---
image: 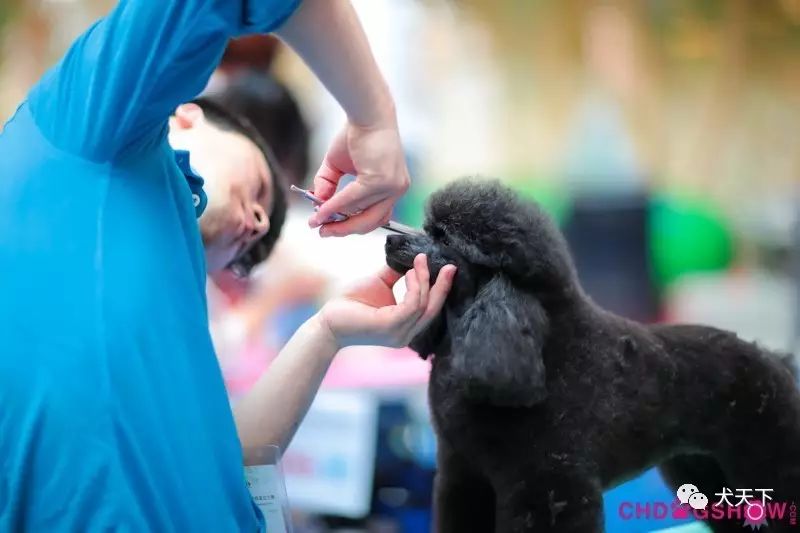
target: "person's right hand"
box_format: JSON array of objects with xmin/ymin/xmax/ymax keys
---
[
  {"xmin": 317, "ymin": 254, "xmax": 456, "ymax": 349},
  {"xmin": 309, "ymin": 118, "xmax": 410, "ymax": 237}
]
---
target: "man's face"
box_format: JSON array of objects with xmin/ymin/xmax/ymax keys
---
[{"xmin": 169, "ymin": 104, "xmax": 273, "ymax": 272}]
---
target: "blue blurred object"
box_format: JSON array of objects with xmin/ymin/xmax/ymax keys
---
[
  {"xmin": 655, "ymin": 524, "xmax": 710, "ymax": 533},
  {"xmin": 396, "ymin": 509, "xmax": 432, "ymax": 533},
  {"xmin": 371, "ymin": 402, "xmax": 435, "ymax": 532},
  {"xmin": 603, "ymin": 469, "xmax": 696, "ymax": 533}
]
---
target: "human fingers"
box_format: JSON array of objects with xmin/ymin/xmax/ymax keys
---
[
  {"xmin": 317, "ymin": 197, "xmax": 393, "ymax": 237},
  {"xmin": 311, "ymin": 179, "xmax": 385, "ymax": 223},
  {"xmin": 398, "ymin": 269, "xmax": 422, "ymax": 319},
  {"xmin": 376, "ymin": 264, "xmax": 405, "ymax": 288},
  {"xmin": 418, "ymin": 264, "xmax": 457, "ymax": 325},
  {"xmin": 413, "ymin": 254, "xmax": 430, "ymax": 311},
  {"xmin": 312, "ymin": 159, "xmax": 345, "ymax": 202}
]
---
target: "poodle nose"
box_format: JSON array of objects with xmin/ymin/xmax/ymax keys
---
[{"xmin": 385, "ymin": 234, "xmax": 405, "ymax": 252}]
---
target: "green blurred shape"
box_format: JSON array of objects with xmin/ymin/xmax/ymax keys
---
[
  {"xmin": 648, "ymin": 192, "xmax": 735, "ymax": 288},
  {"xmin": 394, "ymin": 181, "xmax": 432, "ymax": 228},
  {"xmin": 508, "ymin": 174, "xmax": 570, "ymax": 225}
]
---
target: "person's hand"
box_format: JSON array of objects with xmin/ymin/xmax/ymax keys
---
[
  {"xmin": 317, "ymin": 254, "xmax": 456, "ymax": 349},
  {"xmin": 309, "ymin": 118, "xmax": 410, "ymax": 237}
]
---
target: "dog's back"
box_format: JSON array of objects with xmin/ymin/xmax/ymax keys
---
[
  {"xmin": 646, "ymin": 323, "xmax": 800, "ymax": 526},
  {"xmin": 646, "ymin": 323, "xmax": 800, "ymax": 443}
]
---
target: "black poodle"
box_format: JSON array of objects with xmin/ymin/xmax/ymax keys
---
[{"xmin": 385, "ymin": 178, "xmax": 800, "ymax": 533}]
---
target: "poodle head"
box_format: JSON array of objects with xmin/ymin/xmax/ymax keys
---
[{"xmin": 385, "ymin": 178, "xmax": 579, "ymax": 407}]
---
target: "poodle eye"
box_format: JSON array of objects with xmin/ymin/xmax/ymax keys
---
[{"xmin": 428, "ymin": 225, "xmax": 453, "ymax": 247}]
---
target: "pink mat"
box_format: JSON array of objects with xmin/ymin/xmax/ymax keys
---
[
  {"xmin": 223, "ymin": 341, "xmax": 430, "ymax": 396},
  {"xmin": 322, "ymin": 345, "xmax": 431, "ymax": 388}
]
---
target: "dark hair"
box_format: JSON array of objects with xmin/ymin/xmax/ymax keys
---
[
  {"xmin": 191, "ymin": 97, "xmax": 288, "ymax": 277},
  {"xmin": 206, "ymin": 71, "xmax": 310, "ymax": 187}
]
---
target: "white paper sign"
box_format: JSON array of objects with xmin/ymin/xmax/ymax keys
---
[
  {"xmin": 282, "ymin": 390, "xmax": 379, "ymax": 518},
  {"xmin": 245, "ymin": 464, "xmax": 291, "ymax": 533}
]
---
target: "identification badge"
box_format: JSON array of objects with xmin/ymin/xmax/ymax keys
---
[{"xmin": 244, "ymin": 445, "xmax": 293, "ymax": 533}]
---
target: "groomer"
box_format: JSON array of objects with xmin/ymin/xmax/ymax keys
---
[{"xmin": 0, "ymin": 1, "xmax": 455, "ymax": 531}]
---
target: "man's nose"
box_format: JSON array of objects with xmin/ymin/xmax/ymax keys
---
[{"xmin": 249, "ymin": 204, "xmax": 270, "ymax": 240}]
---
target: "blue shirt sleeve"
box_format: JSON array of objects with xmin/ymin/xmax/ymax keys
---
[{"xmin": 28, "ymin": 0, "xmax": 301, "ymax": 161}]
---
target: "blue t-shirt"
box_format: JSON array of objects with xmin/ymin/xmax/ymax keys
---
[{"xmin": 0, "ymin": 1, "xmax": 300, "ymax": 531}]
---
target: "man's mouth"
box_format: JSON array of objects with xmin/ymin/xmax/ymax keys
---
[{"xmin": 233, "ymin": 232, "xmax": 254, "ymax": 260}]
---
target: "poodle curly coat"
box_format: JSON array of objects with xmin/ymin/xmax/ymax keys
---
[{"xmin": 384, "ymin": 178, "xmax": 800, "ymax": 533}]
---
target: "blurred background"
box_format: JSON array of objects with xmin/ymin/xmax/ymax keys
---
[{"xmin": 2, "ymin": 1, "xmax": 799, "ymax": 532}]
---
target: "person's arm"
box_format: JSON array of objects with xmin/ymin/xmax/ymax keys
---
[
  {"xmin": 276, "ymin": 0, "xmax": 393, "ymax": 130},
  {"xmin": 234, "ymin": 255, "xmax": 456, "ymax": 457},
  {"xmin": 28, "ymin": 0, "xmax": 301, "ymax": 161},
  {"xmin": 275, "ymin": 0, "xmax": 411, "ymax": 237},
  {"xmin": 232, "ymin": 315, "xmax": 337, "ymax": 456}
]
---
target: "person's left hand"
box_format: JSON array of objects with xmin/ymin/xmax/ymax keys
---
[{"xmin": 317, "ymin": 254, "xmax": 456, "ymax": 349}]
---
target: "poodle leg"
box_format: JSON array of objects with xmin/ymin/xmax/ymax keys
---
[
  {"xmin": 666, "ymin": 434, "xmax": 800, "ymax": 531},
  {"xmin": 719, "ymin": 454, "xmax": 800, "ymax": 533},
  {"xmin": 433, "ymin": 444, "xmax": 496, "ymax": 533},
  {"xmin": 713, "ymin": 404, "xmax": 800, "ymax": 533},
  {"xmin": 659, "ymin": 454, "xmax": 745, "ymax": 533},
  {"xmin": 494, "ymin": 464, "xmax": 604, "ymax": 533}
]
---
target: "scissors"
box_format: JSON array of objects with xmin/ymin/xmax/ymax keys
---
[{"xmin": 290, "ymin": 185, "xmax": 419, "ymax": 236}]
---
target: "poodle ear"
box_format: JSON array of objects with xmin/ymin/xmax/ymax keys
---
[
  {"xmin": 410, "ymin": 314, "xmax": 445, "ymax": 360},
  {"xmin": 448, "ymin": 274, "xmax": 548, "ymax": 407}
]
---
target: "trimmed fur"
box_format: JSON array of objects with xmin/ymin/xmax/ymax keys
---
[{"xmin": 385, "ymin": 178, "xmax": 800, "ymax": 533}]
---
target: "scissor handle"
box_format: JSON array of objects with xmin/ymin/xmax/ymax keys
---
[
  {"xmin": 290, "ymin": 185, "xmax": 349, "ymax": 222},
  {"xmin": 290, "ymin": 185, "xmax": 421, "ymax": 234}
]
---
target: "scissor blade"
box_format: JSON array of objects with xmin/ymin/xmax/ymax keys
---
[{"xmin": 381, "ymin": 221, "xmax": 421, "ymax": 235}]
